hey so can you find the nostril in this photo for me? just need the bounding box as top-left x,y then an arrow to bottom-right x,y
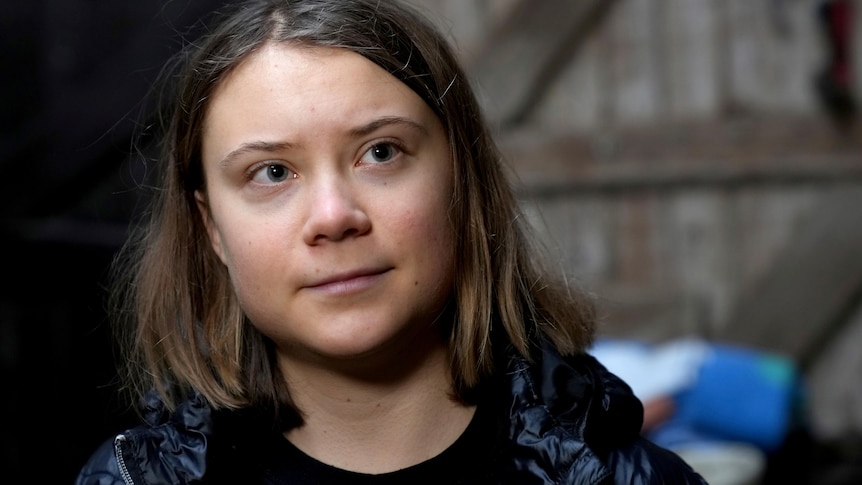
341,227 -> 360,238
304,196 -> 372,244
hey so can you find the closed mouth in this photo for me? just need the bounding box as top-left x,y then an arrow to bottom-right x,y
305,267 -> 392,290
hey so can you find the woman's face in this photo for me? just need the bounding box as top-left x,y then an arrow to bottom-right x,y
197,44 -> 455,366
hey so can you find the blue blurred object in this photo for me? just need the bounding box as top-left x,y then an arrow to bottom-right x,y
670,344 -> 801,452
590,338 -> 805,453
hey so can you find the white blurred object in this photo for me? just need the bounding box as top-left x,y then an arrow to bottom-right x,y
673,441 -> 766,485
589,338 -> 711,401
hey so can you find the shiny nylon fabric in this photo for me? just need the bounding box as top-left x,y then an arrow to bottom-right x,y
75,393 -> 213,485
504,352 -> 612,484
121,393 -> 212,484
502,341 -> 706,484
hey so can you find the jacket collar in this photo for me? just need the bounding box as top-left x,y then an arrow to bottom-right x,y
116,339 -> 645,484
500,338 -> 645,483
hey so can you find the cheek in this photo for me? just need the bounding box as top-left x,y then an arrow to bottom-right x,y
215,222 -> 287,297
399,188 -> 456,268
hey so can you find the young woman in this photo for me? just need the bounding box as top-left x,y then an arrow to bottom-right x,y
76,0 -> 705,483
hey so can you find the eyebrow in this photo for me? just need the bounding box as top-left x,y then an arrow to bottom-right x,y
347,116 -> 428,138
219,140 -> 296,168
218,116 -> 429,168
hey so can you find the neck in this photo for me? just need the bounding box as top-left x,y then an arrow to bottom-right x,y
278,335 -> 476,473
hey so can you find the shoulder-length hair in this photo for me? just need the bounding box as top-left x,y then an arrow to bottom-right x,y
114,0 -> 595,424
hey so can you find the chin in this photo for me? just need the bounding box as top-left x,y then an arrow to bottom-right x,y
300,317 -> 443,366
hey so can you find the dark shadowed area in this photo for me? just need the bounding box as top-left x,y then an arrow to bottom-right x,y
0,1 -> 224,481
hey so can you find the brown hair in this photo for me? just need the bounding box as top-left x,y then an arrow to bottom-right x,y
114,0 -> 595,424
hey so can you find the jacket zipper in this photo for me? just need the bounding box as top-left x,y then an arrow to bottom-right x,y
113,434 -> 135,485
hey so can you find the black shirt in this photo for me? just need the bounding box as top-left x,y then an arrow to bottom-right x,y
255,402 -> 500,485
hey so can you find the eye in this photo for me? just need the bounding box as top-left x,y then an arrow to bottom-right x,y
360,143 -> 400,164
250,162 -> 297,184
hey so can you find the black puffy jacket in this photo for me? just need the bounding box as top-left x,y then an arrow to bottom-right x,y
75,341 -> 706,484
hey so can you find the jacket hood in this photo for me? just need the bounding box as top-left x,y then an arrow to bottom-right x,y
502,338 -> 646,483
539,341 -> 645,455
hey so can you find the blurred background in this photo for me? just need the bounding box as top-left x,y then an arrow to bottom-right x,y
2,0 -> 861,483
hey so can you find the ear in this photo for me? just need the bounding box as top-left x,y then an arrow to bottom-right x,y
195,189 -> 228,265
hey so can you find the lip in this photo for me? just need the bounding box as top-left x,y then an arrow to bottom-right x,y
303,268 -> 391,295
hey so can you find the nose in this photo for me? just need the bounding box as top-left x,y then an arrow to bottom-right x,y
301,177 -> 371,244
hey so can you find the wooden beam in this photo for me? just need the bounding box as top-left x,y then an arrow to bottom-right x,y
466,0 -> 617,127
719,186 -> 862,366
497,116 -> 862,196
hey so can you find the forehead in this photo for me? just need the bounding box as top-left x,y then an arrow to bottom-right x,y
212,43 -> 418,113
201,43 -> 438,158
